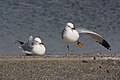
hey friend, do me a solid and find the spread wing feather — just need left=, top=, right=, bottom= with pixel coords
left=76, top=28, right=111, bottom=50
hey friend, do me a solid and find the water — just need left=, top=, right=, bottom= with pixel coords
left=0, top=0, right=120, bottom=54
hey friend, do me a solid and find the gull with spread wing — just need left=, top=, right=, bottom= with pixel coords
left=62, top=22, right=111, bottom=54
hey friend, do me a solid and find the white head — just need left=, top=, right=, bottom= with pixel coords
left=34, top=37, right=41, bottom=44
left=65, top=22, right=75, bottom=30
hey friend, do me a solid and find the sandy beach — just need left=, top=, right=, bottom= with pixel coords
left=1, top=54, right=120, bottom=80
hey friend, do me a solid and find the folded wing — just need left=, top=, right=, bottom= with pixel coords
left=15, top=36, right=34, bottom=52
left=76, top=28, right=111, bottom=50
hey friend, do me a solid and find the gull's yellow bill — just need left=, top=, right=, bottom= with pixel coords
left=76, top=42, right=84, bottom=48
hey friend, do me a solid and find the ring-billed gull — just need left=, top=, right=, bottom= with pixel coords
left=16, top=36, right=46, bottom=55
left=62, top=22, right=111, bottom=53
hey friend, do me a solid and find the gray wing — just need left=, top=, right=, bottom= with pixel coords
left=22, top=36, right=34, bottom=51
left=21, top=41, right=33, bottom=52
left=16, top=36, right=34, bottom=52
left=76, top=28, right=111, bottom=50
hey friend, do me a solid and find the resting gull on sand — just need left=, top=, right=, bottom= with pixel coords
left=16, top=36, right=46, bottom=55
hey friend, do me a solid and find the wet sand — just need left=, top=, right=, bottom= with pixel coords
left=1, top=54, right=120, bottom=80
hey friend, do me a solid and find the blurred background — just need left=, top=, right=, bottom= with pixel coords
left=0, top=0, right=120, bottom=54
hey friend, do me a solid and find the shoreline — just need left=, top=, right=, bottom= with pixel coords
left=0, top=53, right=120, bottom=60
left=1, top=54, right=120, bottom=80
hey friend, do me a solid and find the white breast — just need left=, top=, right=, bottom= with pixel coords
left=63, top=30, right=79, bottom=43
left=32, top=44, right=46, bottom=55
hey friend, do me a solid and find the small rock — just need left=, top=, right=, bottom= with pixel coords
left=91, top=57, right=96, bottom=60
left=82, top=60, right=88, bottom=63
left=99, top=66, right=102, bottom=68
left=106, top=70, right=109, bottom=73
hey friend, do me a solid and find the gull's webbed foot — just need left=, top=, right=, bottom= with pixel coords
left=76, top=42, right=84, bottom=48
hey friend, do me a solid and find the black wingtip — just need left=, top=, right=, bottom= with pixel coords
left=101, top=39, right=111, bottom=50
left=15, top=40, right=24, bottom=45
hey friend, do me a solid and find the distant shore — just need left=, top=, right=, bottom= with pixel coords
left=1, top=54, right=120, bottom=80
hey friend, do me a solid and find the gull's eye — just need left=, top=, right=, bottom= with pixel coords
left=68, top=26, right=70, bottom=27
left=36, top=41, right=38, bottom=42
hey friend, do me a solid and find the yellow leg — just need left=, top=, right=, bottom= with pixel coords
left=76, top=42, right=84, bottom=48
